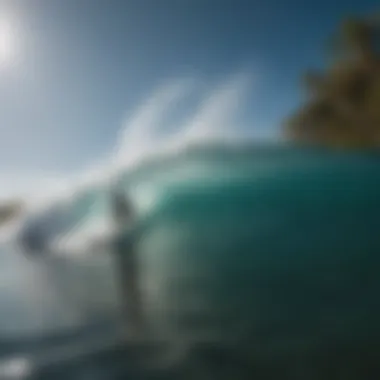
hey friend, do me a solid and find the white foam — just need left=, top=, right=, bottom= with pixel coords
left=9, top=71, right=257, bottom=214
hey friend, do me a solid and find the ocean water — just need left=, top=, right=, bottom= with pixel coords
left=2, top=144, right=380, bottom=377
left=125, top=146, right=380, bottom=375
left=132, top=150, right=380, bottom=331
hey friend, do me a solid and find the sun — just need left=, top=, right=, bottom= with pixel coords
left=0, top=18, right=16, bottom=68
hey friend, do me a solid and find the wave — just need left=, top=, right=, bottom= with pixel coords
left=3, top=72, right=380, bottom=364
left=2, top=140, right=380, bottom=375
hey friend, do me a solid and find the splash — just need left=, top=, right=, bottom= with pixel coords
left=0, top=70, right=258, bottom=338
left=20, top=70, right=256, bottom=210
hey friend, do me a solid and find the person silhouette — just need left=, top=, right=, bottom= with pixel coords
left=110, top=190, right=144, bottom=338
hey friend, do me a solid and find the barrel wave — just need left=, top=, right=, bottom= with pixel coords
left=2, top=145, right=380, bottom=377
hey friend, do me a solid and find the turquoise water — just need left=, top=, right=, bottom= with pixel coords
left=3, top=145, right=380, bottom=375
left=121, top=147, right=380, bottom=360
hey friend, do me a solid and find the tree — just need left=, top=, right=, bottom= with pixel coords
left=284, top=13, right=380, bottom=148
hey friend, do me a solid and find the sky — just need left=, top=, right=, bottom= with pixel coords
left=0, top=0, right=378, bottom=199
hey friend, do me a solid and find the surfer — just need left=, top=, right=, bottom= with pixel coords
left=111, top=189, right=144, bottom=338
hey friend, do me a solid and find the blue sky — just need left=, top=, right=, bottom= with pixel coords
left=0, top=0, right=378, bottom=197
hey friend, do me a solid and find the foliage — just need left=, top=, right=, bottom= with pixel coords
left=284, top=13, right=380, bottom=147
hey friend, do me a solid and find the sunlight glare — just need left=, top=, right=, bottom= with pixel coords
left=0, top=17, right=16, bottom=68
